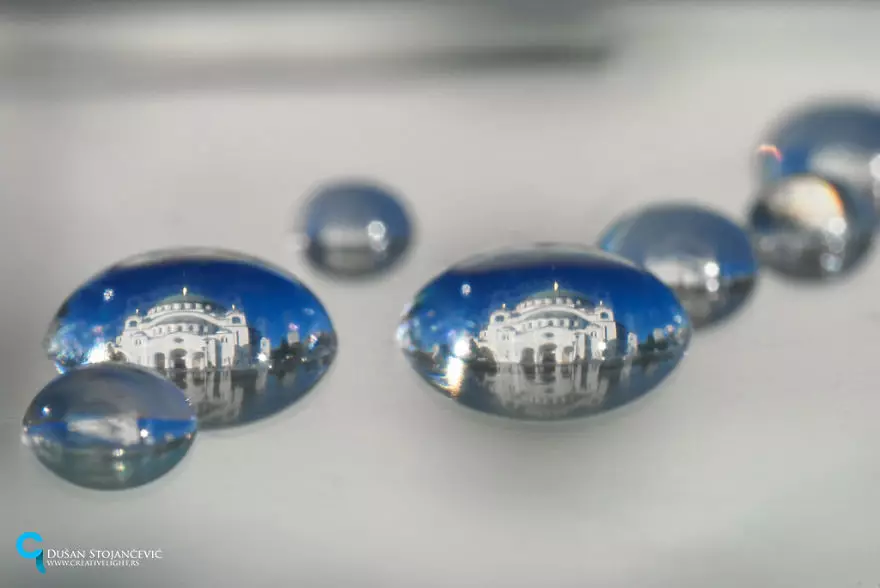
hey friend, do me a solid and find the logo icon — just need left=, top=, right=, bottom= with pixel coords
left=16, top=532, right=46, bottom=574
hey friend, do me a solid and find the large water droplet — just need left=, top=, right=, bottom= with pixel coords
left=757, top=101, right=880, bottom=208
left=397, top=244, right=691, bottom=421
left=296, top=180, right=413, bottom=277
left=44, top=249, right=338, bottom=430
left=599, top=203, right=758, bottom=329
left=748, top=175, right=876, bottom=279
left=22, top=363, right=197, bottom=491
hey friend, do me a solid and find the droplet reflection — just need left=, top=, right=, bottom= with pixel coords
left=757, top=101, right=880, bottom=209
left=398, top=244, right=691, bottom=421
left=599, top=203, right=758, bottom=329
left=22, top=363, right=197, bottom=491
left=296, top=180, right=413, bottom=277
left=747, top=175, right=876, bottom=279
left=44, top=249, right=338, bottom=430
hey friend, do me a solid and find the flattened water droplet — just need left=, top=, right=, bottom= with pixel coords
left=397, top=244, right=691, bottom=421
left=44, top=248, right=338, bottom=430
left=599, top=203, right=758, bottom=329
left=747, top=175, right=876, bottom=280
left=757, top=101, right=880, bottom=209
left=22, top=363, right=197, bottom=490
left=296, top=180, right=413, bottom=277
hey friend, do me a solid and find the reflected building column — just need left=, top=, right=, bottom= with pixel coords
left=255, top=368, right=268, bottom=393
left=620, top=355, right=632, bottom=383
left=218, top=371, right=233, bottom=402
left=188, top=370, right=207, bottom=405
left=586, top=361, right=600, bottom=393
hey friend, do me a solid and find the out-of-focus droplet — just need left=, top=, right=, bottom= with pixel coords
left=598, top=203, right=758, bottom=329
left=747, top=175, right=876, bottom=279
left=757, top=101, right=880, bottom=208
left=22, top=363, right=197, bottom=491
left=44, top=248, right=337, bottom=430
left=296, top=180, right=413, bottom=278
left=397, top=244, right=691, bottom=421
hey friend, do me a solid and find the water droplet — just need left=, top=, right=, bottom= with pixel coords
left=296, top=180, right=413, bottom=277
left=757, top=102, right=880, bottom=208
left=747, top=175, right=876, bottom=279
left=598, top=203, right=758, bottom=329
left=44, top=248, right=338, bottom=430
left=397, top=244, right=691, bottom=421
left=22, top=363, right=197, bottom=490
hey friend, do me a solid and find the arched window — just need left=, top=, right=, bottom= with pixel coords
left=231, top=317, right=242, bottom=325
left=601, top=312, right=609, bottom=319
left=493, top=315, right=504, bottom=323
left=128, top=320, right=137, bottom=328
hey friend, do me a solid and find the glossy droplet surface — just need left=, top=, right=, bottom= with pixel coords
left=599, top=203, right=757, bottom=329
left=296, top=180, right=413, bottom=277
left=398, top=245, right=691, bottom=421
left=748, top=175, right=876, bottom=279
left=22, top=363, right=197, bottom=491
left=45, top=249, right=337, bottom=430
left=757, top=102, right=880, bottom=206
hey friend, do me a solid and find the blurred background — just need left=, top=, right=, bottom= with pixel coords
left=3, top=2, right=880, bottom=587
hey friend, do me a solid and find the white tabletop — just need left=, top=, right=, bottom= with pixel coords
left=2, top=3, right=879, bottom=586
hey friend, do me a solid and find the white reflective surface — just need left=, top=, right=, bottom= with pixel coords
left=2, top=3, right=880, bottom=587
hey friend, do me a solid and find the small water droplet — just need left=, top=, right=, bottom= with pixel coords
left=44, top=248, right=338, bottom=430
left=22, top=363, right=197, bottom=490
left=397, top=244, right=691, bottom=421
left=747, top=175, right=876, bottom=279
left=757, top=101, right=880, bottom=211
left=599, top=203, right=758, bottom=329
left=295, top=180, right=413, bottom=277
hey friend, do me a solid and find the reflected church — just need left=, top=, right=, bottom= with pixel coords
left=413, top=282, right=688, bottom=420
left=476, top=282, right=639, bottom=364
left=114, top=288, right=271, bottom=371
left=99, top=288, right=330, bottom=429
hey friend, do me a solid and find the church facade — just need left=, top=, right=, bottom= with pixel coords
left=113, top=289, right=271, bottom=371
left=477, top=283, right=638, bottom=365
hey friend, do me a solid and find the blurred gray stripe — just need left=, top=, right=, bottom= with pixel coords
left=0, top=2, right=612, bottom=95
